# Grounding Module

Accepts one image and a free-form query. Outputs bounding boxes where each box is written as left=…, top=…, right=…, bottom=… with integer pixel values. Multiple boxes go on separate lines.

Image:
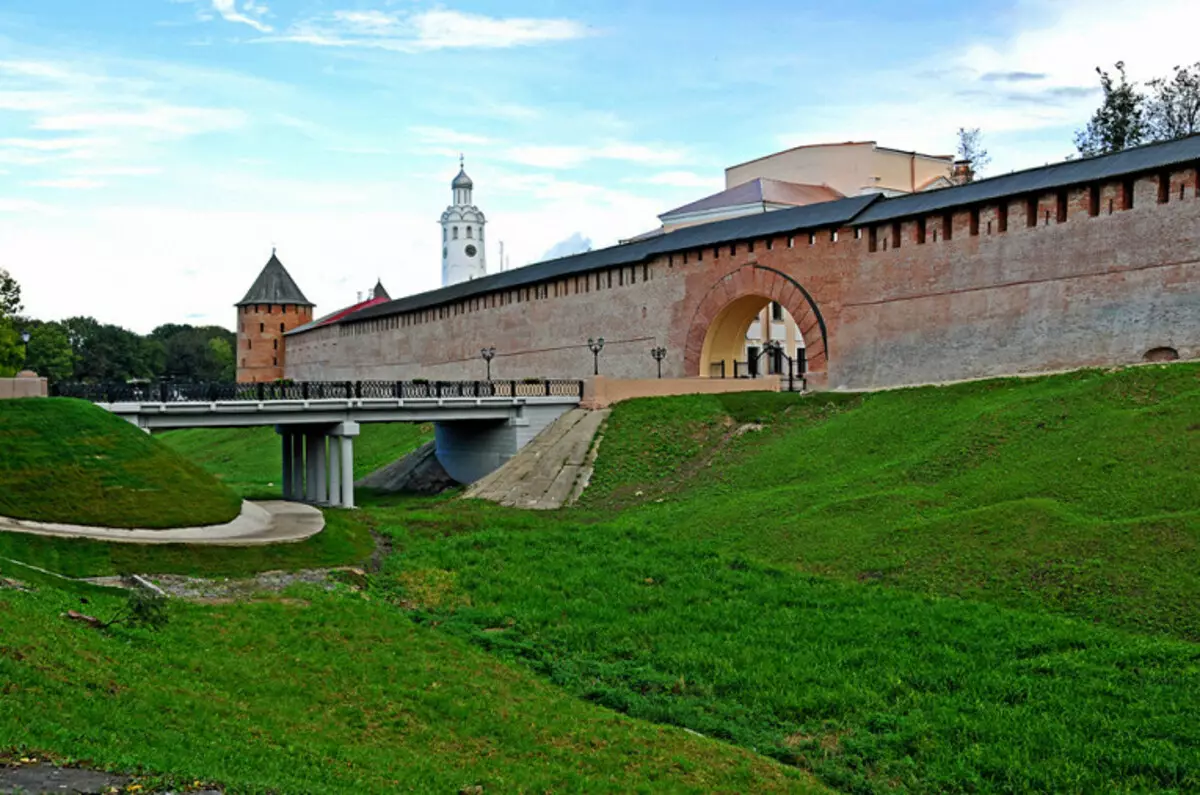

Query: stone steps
left=464, top=408, right=609, bottom=510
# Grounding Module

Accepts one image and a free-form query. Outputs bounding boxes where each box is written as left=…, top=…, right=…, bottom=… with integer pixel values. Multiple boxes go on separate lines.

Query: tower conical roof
left=236, top=253, right=314, bottom=307
left=372, top=279, right=390, bottom=300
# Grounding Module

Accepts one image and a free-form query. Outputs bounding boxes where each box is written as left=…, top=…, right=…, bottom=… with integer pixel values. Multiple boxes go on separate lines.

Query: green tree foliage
left=61, top=316, right=158, bottom=382
left=207, top=336, right=235, bottom=381
left=0, top=269, right=25, bottom=377
left=24, top=322, right=74, bottom=382
left=955, top=127, right=990, bottom=181
left=1145, top=62, right=1200, bottom=141
left=0, top=320, right=22, bottom=377
left=0, top=268, right=21, bottom=318
left=1075, top=62, right=1146, bottom=156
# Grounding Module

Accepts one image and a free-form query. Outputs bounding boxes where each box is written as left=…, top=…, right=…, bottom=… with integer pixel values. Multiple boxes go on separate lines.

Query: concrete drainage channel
left=0, top=760, right=223, bottom=795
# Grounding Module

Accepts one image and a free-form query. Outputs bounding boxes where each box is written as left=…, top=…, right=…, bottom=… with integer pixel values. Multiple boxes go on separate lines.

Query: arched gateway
left=684, top=264, right=828, bottom=378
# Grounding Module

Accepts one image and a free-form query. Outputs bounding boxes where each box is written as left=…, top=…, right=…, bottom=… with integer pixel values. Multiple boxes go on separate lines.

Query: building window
left=273, top=339, right=278, bottom=350
left=453, top=226, right=459, bottom=239
left=808, top=232, right=815, bottom=246
left=969, top=208, right=980, bottom=236
left=1122, top=179, right=1135, bottom=210
left=1158, top=172, right=1170, bottom=204
left=766, top=238, right=773, bottom=250
left=916, top=218, right=927, bottom=244
left=997, top=203, right=1008, bottom=233
left=697, top=248, right=703, bottom=261
left=730, top=244, right=736, bottom=256
left=868, top=226, right=878, bottom=252
left=891, top=222, right=901, bottom=248
left=714, top=246, right=720, bottom=259
left=748, top=240, right=755, bottom=252
left=273, top=357, right=277, bottom=366
left=466, top=226, right=473, bottom=238
left=280, top=323, right=285, bottom=332
left=1057, top=191, right=1068, bottom=222
left=259, top=322, right=264, bottom=332
left=787, top=236, right=794, bottom=248
left=443, top=228, right=447, bottom=241
left=247, top=339, right=252, bottom=349
left=854, top=228, right=863, bottom=240
left=771, top=302, right=783, bottom=322
left=940, top=214, right=951, bottom=241
left=1025, top=197, right=1038, bottom=227
left=831, top=229, right=839, bottom=243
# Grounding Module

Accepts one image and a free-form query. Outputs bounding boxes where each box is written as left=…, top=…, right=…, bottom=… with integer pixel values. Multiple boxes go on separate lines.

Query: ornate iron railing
left=51, top=379, right=585, bottom=402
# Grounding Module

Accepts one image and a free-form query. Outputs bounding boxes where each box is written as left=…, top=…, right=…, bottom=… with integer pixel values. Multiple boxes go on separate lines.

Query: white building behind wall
left=441, top=159, right=488, bottom=286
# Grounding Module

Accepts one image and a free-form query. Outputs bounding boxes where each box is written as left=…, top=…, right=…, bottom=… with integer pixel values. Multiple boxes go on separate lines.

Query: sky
left=0, top=0, right=1193, bottom=332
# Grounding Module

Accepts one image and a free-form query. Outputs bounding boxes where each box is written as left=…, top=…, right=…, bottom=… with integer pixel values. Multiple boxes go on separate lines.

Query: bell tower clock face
left=464, top=244, right=478, bottom=257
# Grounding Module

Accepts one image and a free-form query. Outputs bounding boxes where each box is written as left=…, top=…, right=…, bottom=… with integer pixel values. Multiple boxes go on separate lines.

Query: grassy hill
left=2, top=364, right=1197, bottom=793
left=0, top=398, right=241, bottom=528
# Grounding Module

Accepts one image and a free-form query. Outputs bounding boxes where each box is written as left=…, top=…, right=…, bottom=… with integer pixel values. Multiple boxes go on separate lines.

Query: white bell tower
left=440, top=156, right=487, bottom=286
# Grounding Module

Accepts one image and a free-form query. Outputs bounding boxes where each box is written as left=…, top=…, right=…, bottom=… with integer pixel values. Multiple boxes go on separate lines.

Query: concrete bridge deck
left=56, top=380, right=583, bottom=510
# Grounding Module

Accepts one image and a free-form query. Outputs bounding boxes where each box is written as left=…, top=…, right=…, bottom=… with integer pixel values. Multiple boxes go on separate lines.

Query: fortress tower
left=440, top=157, right=487, bottom=286
left=235, top=251, right=314, bottom=383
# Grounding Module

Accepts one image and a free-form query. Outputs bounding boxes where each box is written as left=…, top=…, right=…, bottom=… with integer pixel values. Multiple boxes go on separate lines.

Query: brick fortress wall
left=284, top=166, right=1199, bottom=391
left=237, top=303, right=314, bottom=383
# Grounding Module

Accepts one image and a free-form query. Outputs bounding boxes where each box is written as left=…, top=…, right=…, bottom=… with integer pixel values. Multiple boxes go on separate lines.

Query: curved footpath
left=0, top=500, right=324, bottom=546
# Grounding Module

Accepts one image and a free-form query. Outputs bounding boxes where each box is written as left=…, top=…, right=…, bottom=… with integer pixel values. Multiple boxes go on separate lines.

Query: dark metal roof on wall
left=346, top=193, right=879, bottom=323
left=331, top=134, right=1200, bottom=328
left=236, top=254, right=315, bottom=307
left=854, top=133, right=1200, bottom=225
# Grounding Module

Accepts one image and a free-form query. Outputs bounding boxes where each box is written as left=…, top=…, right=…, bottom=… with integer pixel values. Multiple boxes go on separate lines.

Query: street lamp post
left=480, top=346, right=496, bottom=380
left=650, top=346, right=666, bottom=379
left=587, top=337, right=605, bottom=376
left=19, top=330, right=30, bottom=370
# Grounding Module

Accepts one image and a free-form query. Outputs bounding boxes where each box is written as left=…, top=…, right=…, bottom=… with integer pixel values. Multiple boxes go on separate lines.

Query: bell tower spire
left=441, top=155, right=487, bottom=286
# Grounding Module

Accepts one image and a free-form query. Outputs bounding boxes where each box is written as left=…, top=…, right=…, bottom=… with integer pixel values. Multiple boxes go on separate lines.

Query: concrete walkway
left=0, top=500, right=324, bottom=546
left=465, top=408, right=609, bottom=510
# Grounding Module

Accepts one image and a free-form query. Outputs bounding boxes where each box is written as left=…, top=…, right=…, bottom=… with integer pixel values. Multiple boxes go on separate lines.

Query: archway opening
left=699, top=295, right=806, bottom=378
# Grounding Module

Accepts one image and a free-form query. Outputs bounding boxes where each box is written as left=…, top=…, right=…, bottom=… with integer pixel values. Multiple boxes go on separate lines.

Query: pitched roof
left=372, top=279, right=390, bottom=300
left=236, top=253, right=314, bottom=307
left=661, top=178, right=843, bottom=219
left=343, top=194, right=879, bottom=325
left=854, top=133, right=1200, bottom=225
left=306, top=134, right=1200, bottom=333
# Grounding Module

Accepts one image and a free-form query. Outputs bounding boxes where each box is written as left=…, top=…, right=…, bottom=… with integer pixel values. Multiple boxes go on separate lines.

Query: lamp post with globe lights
left=587, top=337, right=605, bottom=376
left=650, top=346, right=666, bottom=378
left=480, top=346, right=496, bottom=381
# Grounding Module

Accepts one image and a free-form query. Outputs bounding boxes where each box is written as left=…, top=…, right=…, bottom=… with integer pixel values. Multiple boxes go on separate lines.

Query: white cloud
left=0, top=136, right=102, bottom=151
left=775, top=0, right=1197, bottom=173
left=541, top=232, right=592, bottom=260
left=73, top=166, right=162, bottom=177
left=0, top=198, right=57, bottom=214
left=503, top=143, right=687, bottom=169
left=274, top=8, right=589, bottom=52
left=211, top=0, right=272, bottom=33
left=35, top=106, right=246, bottom=136
left=27, top=177, right=106, bottom=189
left=409, top=126, right=493, bottom=147
left=632, top=171, right=723, bottom=189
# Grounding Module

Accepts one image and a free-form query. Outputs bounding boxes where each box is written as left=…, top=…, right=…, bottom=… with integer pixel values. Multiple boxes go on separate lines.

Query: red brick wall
left=284, top=166, right=1200, bottom=391
left=236, top=303, right=313, bottom=383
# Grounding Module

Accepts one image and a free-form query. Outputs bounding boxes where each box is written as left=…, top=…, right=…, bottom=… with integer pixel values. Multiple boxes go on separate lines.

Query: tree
left=0, top=320, right=22, bottom=377
left=208, top=336, right=235, bottom=381
left=24, top=322, right=74, bottom=382
left=0, top=268, right=20, bottom=318
left=0, top=269, right=24, bottom=376
left=1075, top=62, right=1146, bottom=157
left=955, top=128, right=991, bottom=182
left=1145, top=62, right=1200, bottom=142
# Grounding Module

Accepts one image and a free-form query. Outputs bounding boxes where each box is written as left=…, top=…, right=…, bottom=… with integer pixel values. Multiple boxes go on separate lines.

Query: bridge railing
left=51, top=379, right=585, bottom=403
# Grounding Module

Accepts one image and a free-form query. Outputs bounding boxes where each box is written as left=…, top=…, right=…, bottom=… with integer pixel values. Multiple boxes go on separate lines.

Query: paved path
left=465, top=408, right=609, bottom=510
left=0, top=500, right=324, bottom=546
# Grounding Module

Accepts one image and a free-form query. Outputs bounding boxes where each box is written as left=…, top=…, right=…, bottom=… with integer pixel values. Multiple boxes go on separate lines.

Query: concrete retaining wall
left=0, top=374, right=47, bottom=399
left=581, top=375, right=782, bottom=409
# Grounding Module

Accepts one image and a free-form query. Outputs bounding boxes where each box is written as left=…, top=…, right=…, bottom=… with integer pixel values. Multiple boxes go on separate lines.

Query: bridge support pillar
left=328, top=434, right=341, bottom=507
left=330, top=421, right=360, bottom=509
left=305, top=431, right=322, bottom=503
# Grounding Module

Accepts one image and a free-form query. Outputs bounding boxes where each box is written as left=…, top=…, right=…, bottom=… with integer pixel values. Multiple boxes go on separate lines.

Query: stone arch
left=684, top=264, right=828, bottom=377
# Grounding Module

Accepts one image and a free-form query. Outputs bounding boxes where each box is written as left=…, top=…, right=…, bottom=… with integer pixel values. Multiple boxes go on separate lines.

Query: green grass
left=159, top=422, right=433, bottom=498
left=0, top=583, right=817, bottom=793
left=0, top=399, right=241, bottom=528
left=2, top=364, right=1198, bottom=793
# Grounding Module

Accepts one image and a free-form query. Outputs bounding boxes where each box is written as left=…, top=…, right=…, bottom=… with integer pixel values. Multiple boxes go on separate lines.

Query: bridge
left=54, top=380, right=583, bottom=509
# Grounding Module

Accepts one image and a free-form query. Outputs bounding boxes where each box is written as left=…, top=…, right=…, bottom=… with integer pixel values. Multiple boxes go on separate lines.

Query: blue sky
left=0, top=0, right=1189, bottom=330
